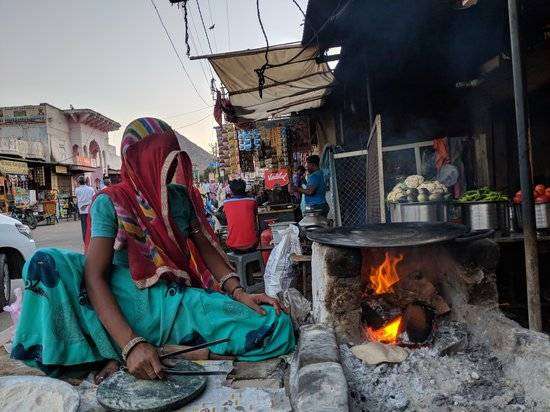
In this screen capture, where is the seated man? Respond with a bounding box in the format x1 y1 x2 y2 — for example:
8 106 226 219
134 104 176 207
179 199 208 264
224 179 259 253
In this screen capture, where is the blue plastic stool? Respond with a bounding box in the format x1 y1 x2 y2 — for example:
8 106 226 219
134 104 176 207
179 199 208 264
227 250 265 291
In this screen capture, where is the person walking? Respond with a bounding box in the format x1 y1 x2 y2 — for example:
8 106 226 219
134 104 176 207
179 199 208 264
74 176 95 239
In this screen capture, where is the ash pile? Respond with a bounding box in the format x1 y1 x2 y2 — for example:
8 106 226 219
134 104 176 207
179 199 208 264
341 320 530 411
310 239 550 411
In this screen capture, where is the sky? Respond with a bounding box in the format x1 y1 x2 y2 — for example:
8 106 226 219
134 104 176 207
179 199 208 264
0 0 307 153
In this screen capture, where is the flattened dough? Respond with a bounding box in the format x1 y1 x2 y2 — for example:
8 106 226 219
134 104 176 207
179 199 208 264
0 376 79 412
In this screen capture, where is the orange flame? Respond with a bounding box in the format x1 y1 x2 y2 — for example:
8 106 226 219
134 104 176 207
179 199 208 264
364 316 403 344
369 252 404 295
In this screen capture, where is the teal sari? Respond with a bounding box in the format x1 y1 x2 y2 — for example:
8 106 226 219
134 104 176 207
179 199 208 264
12 188 295 376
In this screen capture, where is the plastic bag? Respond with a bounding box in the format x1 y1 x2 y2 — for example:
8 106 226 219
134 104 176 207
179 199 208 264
3 287 22 327
264 225 301 297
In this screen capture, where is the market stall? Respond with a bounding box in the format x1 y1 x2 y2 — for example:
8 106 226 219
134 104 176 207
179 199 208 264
0 159 31 212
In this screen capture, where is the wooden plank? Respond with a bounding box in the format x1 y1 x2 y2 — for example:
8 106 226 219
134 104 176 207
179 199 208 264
290 254 312 263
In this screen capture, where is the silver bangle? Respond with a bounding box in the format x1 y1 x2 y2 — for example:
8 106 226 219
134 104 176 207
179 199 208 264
219 273 240 293
122 336 146 363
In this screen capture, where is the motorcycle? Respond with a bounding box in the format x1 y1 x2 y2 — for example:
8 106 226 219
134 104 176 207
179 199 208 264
9 205 38 230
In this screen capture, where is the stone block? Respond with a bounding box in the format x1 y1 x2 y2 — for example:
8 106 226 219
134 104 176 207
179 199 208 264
298 324 339 369
232 358 285 380
295 362 349 412
230 378 283 390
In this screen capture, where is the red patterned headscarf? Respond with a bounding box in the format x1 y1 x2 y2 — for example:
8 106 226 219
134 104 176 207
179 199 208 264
85 117 223 289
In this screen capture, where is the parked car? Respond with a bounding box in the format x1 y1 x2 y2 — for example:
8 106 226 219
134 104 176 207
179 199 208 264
0 213 36 308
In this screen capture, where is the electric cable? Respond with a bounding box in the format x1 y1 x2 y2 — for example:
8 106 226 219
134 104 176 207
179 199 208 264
172 113 212 129
149 0 210 106
195 0 214 53
206 0 219 52
165 105 213 119
225 0 231 50
189 3 215 79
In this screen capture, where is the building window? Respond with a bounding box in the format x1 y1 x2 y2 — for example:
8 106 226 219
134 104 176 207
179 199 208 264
13 110 27 117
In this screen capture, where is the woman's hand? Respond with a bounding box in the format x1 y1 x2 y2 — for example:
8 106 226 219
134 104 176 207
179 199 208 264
233 289 287 316
126 342 165 380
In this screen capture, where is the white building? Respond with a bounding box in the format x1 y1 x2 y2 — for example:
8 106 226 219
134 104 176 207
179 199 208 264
0 103 121 206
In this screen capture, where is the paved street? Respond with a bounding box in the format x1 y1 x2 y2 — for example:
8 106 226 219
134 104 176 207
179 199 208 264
33 219 84 252
1 220 84 331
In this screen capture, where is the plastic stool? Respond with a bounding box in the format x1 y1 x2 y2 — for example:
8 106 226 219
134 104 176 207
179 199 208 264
227 250 265 291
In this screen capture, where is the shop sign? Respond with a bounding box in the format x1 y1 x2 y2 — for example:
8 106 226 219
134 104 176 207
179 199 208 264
0 106 46 124
55 165 68 174
74 155 92 167
264 169 289 189
0 159 28 175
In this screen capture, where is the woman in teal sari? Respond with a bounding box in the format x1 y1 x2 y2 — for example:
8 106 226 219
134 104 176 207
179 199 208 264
12 118 295 382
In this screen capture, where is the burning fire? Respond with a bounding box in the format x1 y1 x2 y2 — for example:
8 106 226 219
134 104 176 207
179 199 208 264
369 252 404 295
362 251 405 344
364 316 403 345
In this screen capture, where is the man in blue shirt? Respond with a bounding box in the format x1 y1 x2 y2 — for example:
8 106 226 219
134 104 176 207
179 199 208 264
292 155 329 216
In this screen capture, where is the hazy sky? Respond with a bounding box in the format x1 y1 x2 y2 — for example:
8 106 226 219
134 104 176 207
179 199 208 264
0 0 306 152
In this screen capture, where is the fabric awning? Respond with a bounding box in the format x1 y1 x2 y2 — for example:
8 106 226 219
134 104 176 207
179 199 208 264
192 42 335 122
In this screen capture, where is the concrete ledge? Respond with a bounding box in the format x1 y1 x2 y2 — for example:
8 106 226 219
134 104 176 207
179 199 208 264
297 324 339 368
296 362 349 412
290 324 349 411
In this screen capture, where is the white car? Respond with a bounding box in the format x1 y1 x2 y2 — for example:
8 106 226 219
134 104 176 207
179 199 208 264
0 213 36 308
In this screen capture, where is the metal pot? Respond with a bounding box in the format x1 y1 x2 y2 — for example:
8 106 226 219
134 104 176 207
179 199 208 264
389 202 449 224
299 210 329 231
514 203 550 230
458 201 510 235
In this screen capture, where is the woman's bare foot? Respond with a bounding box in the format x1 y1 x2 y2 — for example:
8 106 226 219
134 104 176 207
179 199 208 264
94 360 119 384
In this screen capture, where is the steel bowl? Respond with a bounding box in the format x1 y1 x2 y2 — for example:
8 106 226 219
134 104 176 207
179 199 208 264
457 201 510 234
389 201 449 224
514 203 550 230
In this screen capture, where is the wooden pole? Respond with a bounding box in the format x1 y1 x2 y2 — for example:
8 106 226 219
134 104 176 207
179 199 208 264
507 0 542 331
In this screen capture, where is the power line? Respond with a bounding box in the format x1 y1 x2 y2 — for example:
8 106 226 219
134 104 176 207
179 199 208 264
189 3 215 79
186 21 212 85
225 0 231 50
172 113 212 129
149 0 210 106
195 0 214 54
165 105 212 119
206 0 219 52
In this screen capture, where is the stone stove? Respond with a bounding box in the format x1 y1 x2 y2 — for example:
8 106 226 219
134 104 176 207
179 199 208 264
308 238 550 411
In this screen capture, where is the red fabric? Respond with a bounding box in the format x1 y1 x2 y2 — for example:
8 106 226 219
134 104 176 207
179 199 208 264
224 198 259 251
85 128 219 290
433 138 450 171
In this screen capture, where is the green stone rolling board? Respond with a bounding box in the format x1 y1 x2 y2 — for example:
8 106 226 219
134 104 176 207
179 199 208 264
96 360 207 411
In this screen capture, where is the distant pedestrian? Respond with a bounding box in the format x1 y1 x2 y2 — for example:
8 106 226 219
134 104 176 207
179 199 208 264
74 176 95 240
100 176 112 189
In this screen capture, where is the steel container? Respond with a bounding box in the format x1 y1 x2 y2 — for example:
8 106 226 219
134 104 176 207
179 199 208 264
389 202 449 223
458 201 510 234
514 203 550 230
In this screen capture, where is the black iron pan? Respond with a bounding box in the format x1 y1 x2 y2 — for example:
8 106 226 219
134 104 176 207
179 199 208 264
306 222 494 248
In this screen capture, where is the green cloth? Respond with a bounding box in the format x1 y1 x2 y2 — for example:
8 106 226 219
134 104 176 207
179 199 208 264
12 185 295 376
90 184 195 267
